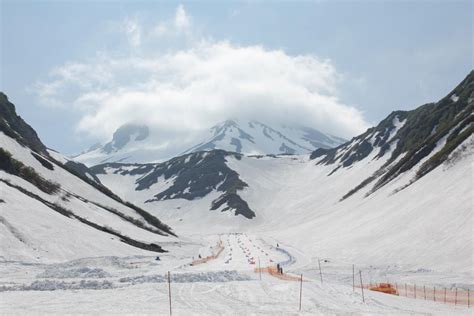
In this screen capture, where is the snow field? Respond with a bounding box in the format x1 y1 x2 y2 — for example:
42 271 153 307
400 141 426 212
1 234 471 315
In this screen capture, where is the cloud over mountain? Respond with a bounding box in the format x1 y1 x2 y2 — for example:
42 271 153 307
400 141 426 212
32 6 370 143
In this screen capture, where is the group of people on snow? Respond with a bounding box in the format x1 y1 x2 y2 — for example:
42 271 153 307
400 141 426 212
276 263 283 274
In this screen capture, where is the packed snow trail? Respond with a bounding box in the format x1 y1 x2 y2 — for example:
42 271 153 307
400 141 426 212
186 233 289 273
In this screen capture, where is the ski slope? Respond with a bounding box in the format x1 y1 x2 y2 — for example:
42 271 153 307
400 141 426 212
1 233 471 315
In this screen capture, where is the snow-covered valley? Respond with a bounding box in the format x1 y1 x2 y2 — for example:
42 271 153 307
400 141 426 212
1 70 473 314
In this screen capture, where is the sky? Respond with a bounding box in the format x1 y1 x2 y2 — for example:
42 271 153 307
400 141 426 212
1 0 472 154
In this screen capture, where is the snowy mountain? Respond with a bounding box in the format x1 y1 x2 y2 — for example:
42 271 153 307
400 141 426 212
71 123 158 166
0 93 175 262
91 72 473 270
73 119 345 166
184 119 346 155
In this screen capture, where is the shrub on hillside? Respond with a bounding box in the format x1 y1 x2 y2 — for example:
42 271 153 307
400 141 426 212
0 148 60 194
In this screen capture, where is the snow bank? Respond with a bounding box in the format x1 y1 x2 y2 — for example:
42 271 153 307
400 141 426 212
119 270 252 285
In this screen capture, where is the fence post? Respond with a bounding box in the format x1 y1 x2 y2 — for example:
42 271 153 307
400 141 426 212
352 264 355 292
468 289 470 308
414 284 417 299
258 257 261 280
318 259 323 284
444 288 447 304
434 287 436 302
405 283 408 297
455 288 458 306
424 286 426 300
359 270 365 303
168 271 172 316
299 274 303 311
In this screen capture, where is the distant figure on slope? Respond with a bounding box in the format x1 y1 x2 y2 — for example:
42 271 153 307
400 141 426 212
277 243 279 248
277 263 280 274
198 254 201 259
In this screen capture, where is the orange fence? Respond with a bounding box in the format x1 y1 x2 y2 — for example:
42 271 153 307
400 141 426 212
191 241 224 266
357 282 472 307
255 266 303 282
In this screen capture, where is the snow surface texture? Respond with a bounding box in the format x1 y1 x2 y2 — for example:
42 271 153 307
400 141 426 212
73 119 345 166
0 132 174 263
1 233 471 314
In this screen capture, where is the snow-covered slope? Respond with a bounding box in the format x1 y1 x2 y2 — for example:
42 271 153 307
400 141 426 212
0 93 175 263
73 120 345 166
92 72 473 272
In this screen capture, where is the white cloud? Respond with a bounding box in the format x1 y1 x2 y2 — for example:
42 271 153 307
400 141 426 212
151 22 167 36
122 17 141 47
31 5 369 145
149 4 191 38
174 4 191 30
34 40 369 142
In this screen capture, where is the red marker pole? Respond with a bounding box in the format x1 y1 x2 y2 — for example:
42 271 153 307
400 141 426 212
352 265 355 292
168 271 172 316
318 259 323 284
299 274 303 311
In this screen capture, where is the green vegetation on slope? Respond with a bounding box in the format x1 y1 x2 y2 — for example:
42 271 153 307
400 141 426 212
0 148 60 194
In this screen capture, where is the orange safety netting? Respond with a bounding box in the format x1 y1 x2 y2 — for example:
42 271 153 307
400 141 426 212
255 266 303 282
357 283 472 307
191 241 224 266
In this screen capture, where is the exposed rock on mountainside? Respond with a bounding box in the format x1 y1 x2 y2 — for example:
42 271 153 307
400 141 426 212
92 150 255 219
0 93 48 155
311 71 473 199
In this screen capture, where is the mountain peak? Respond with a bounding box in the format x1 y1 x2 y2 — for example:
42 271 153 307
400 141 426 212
73 118 346 166
187 118 346 155
102 123 149 154
0 92 48 155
